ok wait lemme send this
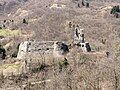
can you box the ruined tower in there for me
[73,25,91,52]
[74,26,85,44]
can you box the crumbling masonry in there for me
[17,25,91,59]
[73,25,91,52]
[17,41,69,59]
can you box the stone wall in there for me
[17,40,69,60]
[17,25,91,60]
[73,25,91,52]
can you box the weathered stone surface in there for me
[17,41,69,59]
[17,41,28,59]
[73,26,85,44]
[53,41,69,58]
[78,42,91,52]
[73,25,91,52]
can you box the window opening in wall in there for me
[38,49,41,50]
[79,44,81,47]
[82,45,84,47]
[46,48,49,50]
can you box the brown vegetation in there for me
[0,0,120,90]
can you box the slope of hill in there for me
[0,0,120,90]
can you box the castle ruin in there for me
[17,25,91,60]
[17,41,69,59]
[73,25,91,52]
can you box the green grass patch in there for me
[0,64,21,69]
[0,30,19,37]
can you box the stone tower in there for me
[74,26,85,44]
[73,25,91,52]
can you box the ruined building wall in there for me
[17,25,91,60]
[73,26,91,52]
[17,41,54,59]
[17,41,69,60]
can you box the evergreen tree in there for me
[116,5,120,12]
[112,6,117,14]
[0,46,6,59]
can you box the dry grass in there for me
[0,64,20,69]
[0,0,120,90]
[0,30,19,37]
